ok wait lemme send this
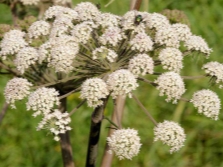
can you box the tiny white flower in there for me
[190,89,221,120]
[154,72,185,103]
[107,128,142,160]
[107,69,138,99]
[80,78,109,108]
[154,120,186,153]
[4,78,32,108]
[128,53,154,76]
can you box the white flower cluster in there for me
[107,69,138,99]
[171,23,192,42]
[92,46,118,62]
[190,89,220,120]
[158,47,183,73]
[80,78,109,108]
[14,47,39,74]
[129,32,153,52]
[155,72,185,103]
[146,13,170,30]
[202,61,223,88]
[154,120,186,153]
[74,2,100,21]
[184,35,212,57]
[96,13,120,28]
[128,53,154,76]
[155,27,180,48]
[107,128,142,160]
[4,78,32,108]
[26,87,60,117]
[0,30,28,59]
[99,27,125,47]
[20,0,40,5]
[28,20,51,40]
[37,109,71,141]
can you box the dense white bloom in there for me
[0,30,28,59]
[155,27,180,48]
[171,23,192,42]
[44,6,68,20]
[92,46,118,62]
[154,120,186,153]
[158,47,183,73]
[190,89,221,120]
[128,54,154,76]
[145,13,170,30]
[28,20,51,40]
[14,47,39,74]
[202,61,223,88]
[80,78,109,108]
[107,69,138,99]
[121,10,146,32]
[37,109,71,141]
[20,0,40,5]
[53,0,72,5]
[71,22,95,44]
[154,72,185,103]
[99,27,125,47]
[96,13,120,28]
[107,128,142,160]
[74,2,100,21]
[4,78,32,108]
[27,87,60,117]
[184,35,212,57]
[48,44,78,73]
[38,41,51,63]
[129,32,153,52]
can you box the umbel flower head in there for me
[37,109,71,141]
[190,89,221,120]
[107,128,142,160]
[154,120,186,153]
[4,78,32,108]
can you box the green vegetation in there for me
[1,0,223,166]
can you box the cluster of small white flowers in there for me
[80,78,109,108]
[71,22,95,44]
[4,78,32,109]
[37,109,71,141]
[74,2,100,22]
[128,54,154,76]
[38,42,51,63]
[20,0,40,5]
[48,44,78,73]
[171,23,192,42]
[145,13,170,30]
[14,47,39,74]
[96,13,120,28]
[190,89,221,120]
[28,20,51,40]
[121,10,145,31]
[129,32,153,52]
[26,87,60,117]
[202,61,223,88]
[154,72,185,103]
[92,46,118,62]
[107,69,138,99]
[155,27,180,48]
[0,30,28,59]
[44,6,67,20]
[154,120,186,153]
[158,47,183,73]
[184,35,212,57]
[107,128,142,160]
[99,27,125,47]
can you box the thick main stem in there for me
[59,98,75,167]
[100,96,126,167]
[85,98,108,167]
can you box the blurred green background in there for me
[1,0,223,166]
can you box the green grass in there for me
[1,0,223,166]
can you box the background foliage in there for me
[0,0,223,166]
